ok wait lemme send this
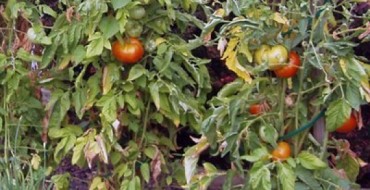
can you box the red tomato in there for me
[273,51,301,78]
[249,104,265,115]
[272,141,291,161]
[112,37,144,64]
[335,113,357,133]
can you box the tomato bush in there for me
[0,0,369,190]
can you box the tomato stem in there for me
[293,52,307,156]
[139,98,151,148]
[278,79,286,136]
[114,33,125,45]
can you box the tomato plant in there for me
[273,51,301,78]
[112,37,144,64]
[1,0,370,190]
[335,113,357,133]
[272,141,291,161]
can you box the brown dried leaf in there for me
[355,109,364,130]
[66,7,75,23]
[217,37,227,56]
[203,32,212,43]
[150,147,162,184]
[84,141,100,169]
[359,22,370,40]
[95,135,108,164]
[12,15,32,52]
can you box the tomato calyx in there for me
[273,51,301,78]
[112,37,145,65]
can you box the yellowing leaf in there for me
[221,37,238,60]
[214,8,225,17]
[155,37,166,46]
[221,37,252,83]
[361,80,370,102]
[31,153,41,170]
[339,58,349,78]
[239,41,253,63]
[272,12,290,32]
[224,49,252,83]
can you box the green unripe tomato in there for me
[267,45,288,69]
[254,45,270,65]
[129,6,146,20]
[125,20,143,37]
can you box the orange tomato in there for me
[272,141,291,161]
[335,113,357,133]
[249,104,264,115]
[112,37,144,64]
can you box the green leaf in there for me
[259,124,278,147]
[317,168,351,190]
[39,4,57,18]
[345,83,362,110]
[97,94,118,123]
[296,166,322,190]
[203,162,218,175]
[240,147,269,162]
[127,64,147,81]
[297,151,327,170]
[72,45,86,64]
[51,173,71,190]
[325,99,351,132]
[249,162,271,190]
[111,0,131,10]
[102,63,121,95]
[89,177,106,190]
[48,125,83,139]
[99,16,120,39]
[54,137,68,163]
[86,33,105,58]
[184,151,199,185]
[336,154,360,182]
[41,37,59,69]
[54,135,77,163]
[149,82,160,110]
[73,88,87,119]
[217,79,244,97]
[277,162,295,190]
[140,163,150,183]
[60,92,71,122]
[72,136,88,166]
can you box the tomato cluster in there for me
[111,6,147,65]
[254,44,301,78]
